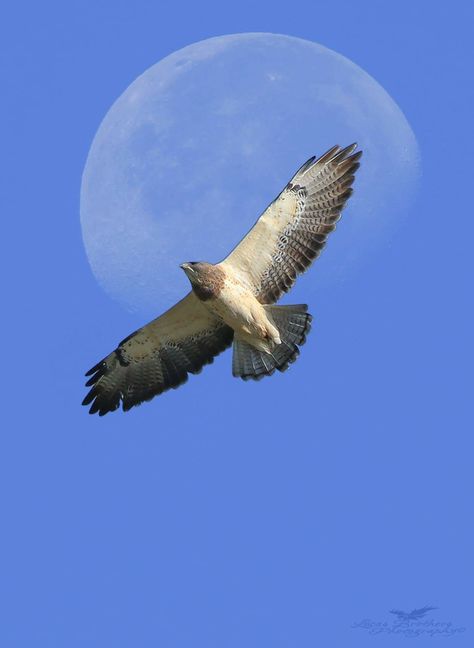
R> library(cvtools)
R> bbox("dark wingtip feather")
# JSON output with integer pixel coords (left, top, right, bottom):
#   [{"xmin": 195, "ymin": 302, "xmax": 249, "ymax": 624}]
[
  {"xmin": 349, "ymin": 150, "xmax": 363, "ymax": 163},
  {"xmin": 332, "ymin": 143, "xmax": 358, "ymax": 163},
  {"xmin": 85, "ymin": 373, "xmax": 100, "ymax": 387},
  {"xmin": 319, "ymin": 144, "xmax": 342, "ymax": 163},
  {"xmin": 88, "ymin": 400, "xmax": 101, "ymax": 415},
  {"xmin": 343, "ymin": 142, "xmax": 358, "ymax": 156},
  {"xmin": 82, "ymin": 389, "xmax": 97, "ymax": 407},
  {"xmin": 85, "ymin": 360, "xmax": 105, "ymax": 377}
]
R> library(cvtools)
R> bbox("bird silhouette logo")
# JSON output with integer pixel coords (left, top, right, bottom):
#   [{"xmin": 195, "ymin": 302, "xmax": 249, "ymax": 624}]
[
  {"xmin": 352, "ymin": 605, "xmax": 465, "ymax": 637},
  {"xmin": 389, "ymin": 606, "xmax": 438, "ymax": 621}
]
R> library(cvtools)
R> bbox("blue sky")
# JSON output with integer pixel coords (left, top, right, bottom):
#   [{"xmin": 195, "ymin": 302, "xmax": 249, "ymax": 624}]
[{"xmin": 2, "ymin": 1, "xmax": 473, "ymax": 646}]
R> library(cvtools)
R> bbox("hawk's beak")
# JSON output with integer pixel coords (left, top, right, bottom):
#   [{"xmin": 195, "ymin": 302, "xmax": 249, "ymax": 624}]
[{"xmin": 180, "ymin": 262, "xmax": 194, "ymax": 275}]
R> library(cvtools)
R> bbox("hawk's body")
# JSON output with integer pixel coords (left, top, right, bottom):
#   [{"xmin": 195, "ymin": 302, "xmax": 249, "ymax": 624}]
[
  {"xmin": 192, "ymin": 264, "xmax": 282, "ymax": 353},
  {"xmin": 83, "ymin": 144, "xmax": 362, "ymax": 415}
]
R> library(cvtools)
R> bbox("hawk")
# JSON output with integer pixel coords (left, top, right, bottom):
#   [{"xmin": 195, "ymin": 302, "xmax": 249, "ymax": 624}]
[
  {"xmin": 83, "ymin": 144, "xmax": 362, "ymax": 415},
  {"xmin": 389, "ymin": 607, "xmax": 438, "ymax": 621}
]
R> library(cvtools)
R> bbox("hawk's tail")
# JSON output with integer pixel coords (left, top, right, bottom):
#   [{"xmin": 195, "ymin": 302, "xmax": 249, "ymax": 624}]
[{"xmin": 232, "ymin": 304, "xmax": 312, "ymax": 381}]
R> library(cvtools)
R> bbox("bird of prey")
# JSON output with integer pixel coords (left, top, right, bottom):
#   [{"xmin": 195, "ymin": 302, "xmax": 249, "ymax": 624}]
[
  {"xmin": 389, "ymin": 607, "xmax": 437, "ymax": 621},
  {"xmin": 83, "ymin": 143, "xmax": 361, "ymax": 415}
]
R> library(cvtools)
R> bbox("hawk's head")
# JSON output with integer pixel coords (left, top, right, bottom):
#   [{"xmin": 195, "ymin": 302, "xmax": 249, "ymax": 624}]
[
  {"xmin": 180, "ymin": 262, "xmax": 225, "ymax": 301},
  {"xmin": 180, "ymin": 261, "xmax": 208, "ymax": 281}
]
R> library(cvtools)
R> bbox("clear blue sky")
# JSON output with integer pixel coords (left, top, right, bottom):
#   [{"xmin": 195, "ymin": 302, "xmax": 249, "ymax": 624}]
[{"xmin": 2, "ymin": 1, "xmax": 472, "ymax": 646}]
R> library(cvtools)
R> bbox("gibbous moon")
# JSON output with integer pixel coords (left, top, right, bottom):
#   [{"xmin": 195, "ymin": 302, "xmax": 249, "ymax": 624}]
[{"xmin": 81, "ymin": 33, "xmax": 420, "ymax": 317}]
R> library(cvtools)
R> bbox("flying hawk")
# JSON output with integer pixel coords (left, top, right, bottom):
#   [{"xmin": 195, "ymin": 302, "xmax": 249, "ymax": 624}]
[
  {"xmin": 83, "ymin": 144, "xmax": 362, "ymax": 415},
  {"xmin": 389, "ymin": 607, "xmax": 437, "ymax": 621}
]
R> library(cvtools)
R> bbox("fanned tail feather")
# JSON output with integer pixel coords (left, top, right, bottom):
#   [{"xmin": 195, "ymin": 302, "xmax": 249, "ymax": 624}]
[{"xmin": 232, "ymin": 304, "xmax": 312, "ymax": 381}]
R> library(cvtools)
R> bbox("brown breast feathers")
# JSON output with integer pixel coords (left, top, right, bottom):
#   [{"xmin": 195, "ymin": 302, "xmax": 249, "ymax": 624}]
[{"xmin": 192, "ymin": 265, "xmax": 225, "ymax": 302}]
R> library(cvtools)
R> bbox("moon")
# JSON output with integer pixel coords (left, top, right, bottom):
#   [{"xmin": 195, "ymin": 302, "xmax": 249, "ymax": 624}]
[{"xmin": 81, "ymin": 33, "xmax": 420, "ymax": 317}]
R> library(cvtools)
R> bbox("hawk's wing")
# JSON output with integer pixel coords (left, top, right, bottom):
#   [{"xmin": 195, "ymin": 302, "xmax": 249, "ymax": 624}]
[
  {"xmin": 220, "ymin": 144, "xmax": 361, "ymax": 303},
  {"xmin": 389, "ymin": 609, "xmax": 407, "ymax": 617},
  {"xmin": 410, "ymin": 606, "xmax": 437, "ymax": 618},
  {"xmin": 82, "ymin": 292, "xmax": 233, "ymax": 415}
]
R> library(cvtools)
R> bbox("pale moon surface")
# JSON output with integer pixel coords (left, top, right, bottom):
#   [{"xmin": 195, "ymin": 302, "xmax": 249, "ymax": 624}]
[{"xmin": 81, "ymin": 33, "xmax": 420, "ymax": 316}]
